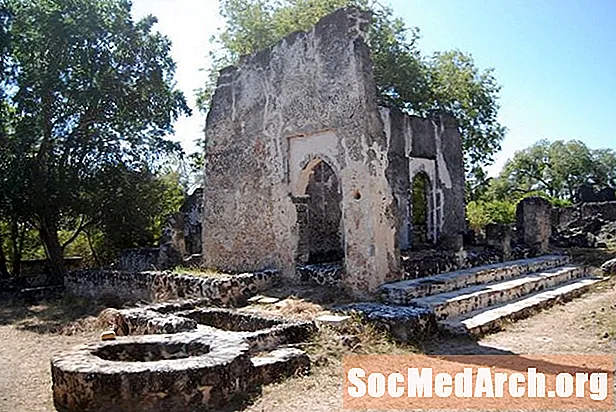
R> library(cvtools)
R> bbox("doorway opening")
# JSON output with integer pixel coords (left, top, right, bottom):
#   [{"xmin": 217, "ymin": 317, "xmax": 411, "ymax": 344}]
[
  {"xmin": 296, "ymin": 159, "xmax": 344, "ymax": 264},
  {"xmin": 410, "ymin": 172, "xmax": 434, "ymax": 248}
]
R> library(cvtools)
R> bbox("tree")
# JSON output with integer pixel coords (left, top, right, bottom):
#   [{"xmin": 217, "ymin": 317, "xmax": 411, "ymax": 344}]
[
  {"xmin": 466, "ymin": 200, "xmax": 516, "ymax": 231},
  {"xmin": 86, "ymin": 165, "xmax": 185, "ymax": 264},
  {"xmin": 491, "ymin": 139, "xmax": 616, "ymax": 202},
  {"xmin": 198, "ymin": 0, "xmax": 505, "ymax": 177},
  {"xmin": 0, "ymin": 0, "xmax": 190, "ymax": 280}
]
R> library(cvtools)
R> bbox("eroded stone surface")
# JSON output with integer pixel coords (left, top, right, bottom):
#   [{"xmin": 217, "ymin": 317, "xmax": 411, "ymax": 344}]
[
  {"xmin": 552, "ymin": 201, "xmax": 616, "ymax": 249},
  {"xmin": 335, "ymin": 302, "xmax": 436, "ymax": 341},
  {"xmin": 315, "ymin": 314, "xmax": 352, "ymax": 328},
  {"xmin": 179, "ymin": 308, "xmax": 315, "ymax": 352},
  {"xmin": 601, "ymin": 258, "xmax": 616, "ymax": 275},
  {"xmin": 56, "ymin": 302, "xmax": 315, "ymax": 411},
  {"xmin": 251, "ymin": 348, "xmax": 310, "ymax": 386},
  {"xmin": 441, "ymin": 277, "xmax": 601, "ymax": 335},
  {"xmin": 516, "ymin": 197, "xmax": 552, "ymax": 254},
  {"xmin": 65, "ymin": 268, "xmax": 279, "ymax": 306},
  {"xmin": 202, "ymin": 7, "xmax": 465, "ymax": 297},
  {"xmin": 380, "ymin": 255, "xmax": 570, "ymax": 304},
  {"xmin": 52, "ymin": 332, "xmax": 253, "ymax": 412}
]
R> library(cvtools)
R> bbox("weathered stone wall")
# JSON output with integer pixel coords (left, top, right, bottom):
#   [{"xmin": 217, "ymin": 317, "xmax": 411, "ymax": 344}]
[
  {"xmin": 485, "ymin": 223, "xmax": 512, "ymax": 259},
  {"xmin": 203, "ymin": 8, "xmax": 400, "ymax": 296},
  {"xmin": 551, "ymin": 201, "xmax": 616, "ymax": 248},
  {"xmin": 516, "ymin": 197, "xmax": 552, "ymax": 253},
  {"xmin": 65, "ymin": 269, "xmax": 279, "ymax": 307},
  {"xmin": 160, "ymin": 188, "xmax": 204, "ymax": 259},
  {"xmin": 118, "ymin": 247, "xmax": 160, "ymax": 272},
  {"xmin": 381, "ymin": 107, "xmax": 465, "ymax": 252}
]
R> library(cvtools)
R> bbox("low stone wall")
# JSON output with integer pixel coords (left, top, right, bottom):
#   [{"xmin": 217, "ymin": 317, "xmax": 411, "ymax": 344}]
[
  {"xmin": 297, "ymin": 263, "xmax": 344, "ymax": 287},
  {"xmin": 53, "ymin": 300, "xmax": 315, "ymax": 411},
  {"xmin": 179, "ymin": 308, "xmax": 315, "ymax": 352},
  {"xmin": 65, "ymin": 269, "xmax": 280, "ymax": 307},
  {"xmin": 297, "ymin": 247, "xmax": 536, "ymax": 287},
  {"xmin": 551, "ymin": 201, "xmax": 616, "ymax": 248},
  {"xmin": 335, "ymin": 303, "xmax": 437, "ymax": 341}
]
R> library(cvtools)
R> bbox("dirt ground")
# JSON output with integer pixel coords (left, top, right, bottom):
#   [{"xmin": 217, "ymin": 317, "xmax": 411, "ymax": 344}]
[
  {"xmin": 0, "ymin": 297, "xmax": 102, "ymax": 412},
  {"xmin": 243, "ymin": 280, "xmax": 616, "ymax": 412},
  {"xmin": 1, "ymin": 277, "xmax": 615, "ymax": 412}
]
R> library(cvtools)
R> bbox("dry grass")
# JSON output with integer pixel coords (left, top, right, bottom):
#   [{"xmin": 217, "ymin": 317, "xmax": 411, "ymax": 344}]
[
  {"xmin": 273, "ymin": 297, "xmax": 324, "ymax": 321},
  {"xmin": 171, "ymin": 266, "xmax": 232, "ymax": 278},
  {"xmin": 242, "ymin": 315, "xmax": 419, "ymax": 412}
]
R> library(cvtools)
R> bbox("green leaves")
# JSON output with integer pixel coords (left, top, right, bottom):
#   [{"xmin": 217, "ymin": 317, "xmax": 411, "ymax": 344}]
[
  {"xmin": 424, "ymin": 51, "xmax": 505, "ymax": 171},
  {"xmin": 488, "ymin": 139, "xmax": 616, "ymax": 202},
  {"xmin": 198, "ymin": 0, "xmax": 506, "ymax": 179},
  {"xmin": 0, "ymin": 0, "xmax": 190, "ymax": 274},
  {"xmin": 467, "ymin": 200, "xmax": 516, "ymax": 231}
]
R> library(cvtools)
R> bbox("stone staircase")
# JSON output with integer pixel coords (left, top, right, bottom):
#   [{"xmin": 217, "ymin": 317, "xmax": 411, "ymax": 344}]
[{"xmin": 378, "ymin": 255, "xmax": 602, "ymax": 335}]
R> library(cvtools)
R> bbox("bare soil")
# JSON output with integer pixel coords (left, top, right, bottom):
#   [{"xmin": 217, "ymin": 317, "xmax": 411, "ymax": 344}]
[
  {"xmin": 0, "ymin": 297, "xmax": 105, "ymax": 412},
  {"xmin": 242, "ymin": 279, "xmax": 616, "ymax": 412},
  {"xmin": 1, "ymin": 273, "xmax": 615, "ymax": 411}
]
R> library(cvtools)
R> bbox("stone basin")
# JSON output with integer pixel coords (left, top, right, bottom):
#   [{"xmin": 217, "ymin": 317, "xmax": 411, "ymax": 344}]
[
  {"xmin": 92, "ymin": 340, "xmax": 210, "ymax": 362},
  {"xmin": 51, "ymin": 331, "xmax": 254, "ymax": 412},
  {"xmin": 179, "ymin": 308, "xmax": 315, "ymax": 351}
]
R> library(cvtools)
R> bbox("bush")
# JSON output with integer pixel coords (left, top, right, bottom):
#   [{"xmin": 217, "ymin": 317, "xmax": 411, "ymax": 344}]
[{"xmin": 467, "ymin": 200, "xmax": 516, "ymax": 231}]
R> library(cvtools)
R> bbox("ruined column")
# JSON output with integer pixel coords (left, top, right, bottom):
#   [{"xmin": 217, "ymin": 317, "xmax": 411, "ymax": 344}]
[{"xmin": 516, "ymin": 197, "xmax": 552, "ymax": 254}]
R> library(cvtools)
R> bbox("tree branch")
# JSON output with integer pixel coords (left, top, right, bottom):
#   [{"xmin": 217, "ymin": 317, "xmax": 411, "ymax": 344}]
[{"xmin": 60, "ymin": 216, "xmax": 93, "ymax": 251}]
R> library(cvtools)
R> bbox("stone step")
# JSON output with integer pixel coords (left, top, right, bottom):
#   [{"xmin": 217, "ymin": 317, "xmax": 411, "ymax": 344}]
[
  {"xmin": 412, "ymin": 265, "xmax": 587, "ymax": 320},
  {"xmin": 440, "ymin": 277, "xmax": 602, "ymax": 335},
  {"xmin": 251, "ymin": 348, "xmax": 310, "ymax": 385},
  {"xmin": 379, "ymin": 255, "xmax": 570, "ymax": 305}
]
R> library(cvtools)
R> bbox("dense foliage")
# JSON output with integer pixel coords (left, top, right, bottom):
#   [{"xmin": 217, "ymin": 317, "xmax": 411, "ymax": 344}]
[
  {"xmin": 489, "ymin": 139, "xmax": 616, "ymax": 202},
  {"xmin": 467, "ymin": 139, "xmax": 616, "ymax": 230},
  {"xmin": 0, "ymin": 0, "xmax": 189, "ymax": 279}
]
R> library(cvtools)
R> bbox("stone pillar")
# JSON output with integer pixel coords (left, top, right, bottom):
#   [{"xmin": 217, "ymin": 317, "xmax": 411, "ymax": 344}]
[
  {"xmin": 292, "ymin": 196, "xmax": 310, "ymax": 264},
  {"xmin": 485, "ymin": 223, "xmax": 512, "ymax": 260},
  {"xmin": 516, "ymin": 197, "xmax": 552, "ymax": 254}
]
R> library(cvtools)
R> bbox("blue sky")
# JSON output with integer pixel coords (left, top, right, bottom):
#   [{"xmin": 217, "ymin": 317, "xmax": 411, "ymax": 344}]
[{"xmin": 132, "ymin": 0, "xmax": 616, "ymax": 176}]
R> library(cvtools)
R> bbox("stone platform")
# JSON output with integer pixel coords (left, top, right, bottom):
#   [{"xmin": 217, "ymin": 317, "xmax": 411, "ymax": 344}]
[{"xmin": 52, "ymin": 301, "xmax": 314, "ymax": 411}]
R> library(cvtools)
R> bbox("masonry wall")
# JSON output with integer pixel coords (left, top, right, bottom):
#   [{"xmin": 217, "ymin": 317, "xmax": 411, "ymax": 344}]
[
  {"xmin": 65, "ymin": 270, "xmax": 279, "ymax": 307},
  {"xmin": 381, "ymin": 107, "xmax": 465, "ymax": 251},
  {"xmin": 203, "ymin": 8, "xmax": 400, "ymax": 296}
]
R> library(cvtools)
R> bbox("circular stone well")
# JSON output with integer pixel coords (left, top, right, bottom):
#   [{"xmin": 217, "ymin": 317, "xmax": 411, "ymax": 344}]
[{"xmin": 52, "ymin": 332, "xmax": 254, "ymax": 412}]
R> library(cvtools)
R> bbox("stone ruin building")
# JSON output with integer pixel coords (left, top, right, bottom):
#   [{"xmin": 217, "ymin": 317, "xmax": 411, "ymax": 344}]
[
  {"xmin": 202, "ymin": 7, "xmax": 465, "ymax": 296},
  {"xmin": 117, "ymin": 187, "xmax": 203, "ymax": 271},
  {"xmin": 38, "ymin": 7, "xmax": 613, "ymax": 411}
]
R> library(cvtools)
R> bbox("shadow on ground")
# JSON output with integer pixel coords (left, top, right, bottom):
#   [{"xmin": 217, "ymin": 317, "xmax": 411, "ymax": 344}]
[{"xmin": 0, "ymin": 294, "xmax": 107, "ymax": 335}]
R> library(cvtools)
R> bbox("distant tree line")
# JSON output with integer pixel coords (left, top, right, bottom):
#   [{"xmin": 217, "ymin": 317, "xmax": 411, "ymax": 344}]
[{"xmin": 467, "ymin": 139, "xmax": 616, "ymax": 230}]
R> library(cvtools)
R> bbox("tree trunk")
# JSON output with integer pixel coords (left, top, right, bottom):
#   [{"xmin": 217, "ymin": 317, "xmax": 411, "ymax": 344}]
[
  {"xmin": 85, "ymin": 229, "xmax": 101, "ymax": 267},
  {"xmin": 39, "ymin": 216, "xmax": 66, "ymax": 284},
  {"xmin": 0, "ymin": 231, "xmax": 10, "ymax": 279},
  {"xmin": 10, "ymin": 220, "xmax": 22, "ymax": 277}
]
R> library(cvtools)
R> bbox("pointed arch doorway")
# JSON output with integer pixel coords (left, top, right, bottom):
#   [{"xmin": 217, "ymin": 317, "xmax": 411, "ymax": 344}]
[{"xmin": 295, "ymin": 158, "xmax": 344, "ymax": 264}]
